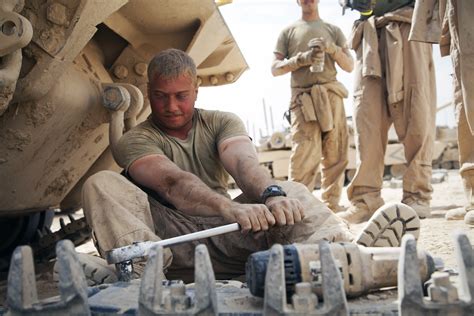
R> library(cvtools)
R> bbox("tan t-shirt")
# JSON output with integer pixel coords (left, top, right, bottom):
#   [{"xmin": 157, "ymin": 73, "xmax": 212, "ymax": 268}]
[
  {"xmin": 115, "ymin": 109, "xmax": 248, "ymax": 197},
  {"xmin": 274, "ymin": 19, "xmax": 347, "ymax": 88}
]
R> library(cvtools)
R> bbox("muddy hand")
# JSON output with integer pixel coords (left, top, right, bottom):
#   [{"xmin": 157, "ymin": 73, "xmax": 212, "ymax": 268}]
[
  {"xmin": 221, "ymin": 202, "xmax": 276, "ymax": 234},
  {"xmin": 265, "ymin": 196, "xmax": 305, "ymax": 226}
]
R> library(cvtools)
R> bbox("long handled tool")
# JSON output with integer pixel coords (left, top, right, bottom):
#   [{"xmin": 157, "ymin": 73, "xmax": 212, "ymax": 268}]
[{"xmin": 106, "ymin": 223, "xmax": 240, "ymax": 281}]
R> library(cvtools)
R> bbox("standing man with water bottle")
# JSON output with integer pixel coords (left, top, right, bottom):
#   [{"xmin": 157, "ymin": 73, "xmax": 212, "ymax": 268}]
[{"xmin": 271, "ymin": 0, "xmax": 354, "ymax": 212}]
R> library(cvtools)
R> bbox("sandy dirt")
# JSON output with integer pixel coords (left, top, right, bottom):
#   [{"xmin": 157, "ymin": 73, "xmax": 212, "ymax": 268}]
[{"xmin": 0, "ymin": 169, "xmax": 472, "ymax": 309}]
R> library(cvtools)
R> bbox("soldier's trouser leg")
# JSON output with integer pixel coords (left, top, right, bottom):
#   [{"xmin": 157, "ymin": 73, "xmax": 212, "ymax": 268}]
[
  {"xmin": 289, "ymin": 105, "xmax": 322, "ymax": 191},
  {"xmin": 347, "ymin": 73, "xmax": 390, "ymax": 212},
  {"xmin": 83, "ymin": 171, "xmax": 353, "ymax": 281},
  {"xmin": 395, "ymin": 24, "xmax": 436, "ymax": 205},
  {"xmin": 82, "ymin": 170, "xmax": 173, "ymax": 267},
  {"xmin": 453, "ymin": 47, "xmax": 474, "ymax": 213},
  {"xmin": 320, "ymin": 92, "xmax": 349, "ymax": 208}
]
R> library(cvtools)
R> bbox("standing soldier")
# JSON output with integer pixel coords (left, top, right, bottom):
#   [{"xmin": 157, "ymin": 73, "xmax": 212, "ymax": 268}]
[
  {"xmin": 410, "ymin": 0, "xmax": 474, "ymax": 225},
  {"xmin": 337, "ymin": 0, "xmax": 437, "ymax": 223},
  {"xmin": 271, "ymin": 0, "xmax": 354, "ymax": 212}
]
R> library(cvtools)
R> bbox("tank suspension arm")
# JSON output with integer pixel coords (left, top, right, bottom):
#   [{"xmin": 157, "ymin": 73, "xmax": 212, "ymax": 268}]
[
  {"xmin": 101, "ymin": 83, "xmax": 144, "ymax": 162},
  {"xmin": 0, "ymin": 0, "xmax": 33, "ymax": 115}
]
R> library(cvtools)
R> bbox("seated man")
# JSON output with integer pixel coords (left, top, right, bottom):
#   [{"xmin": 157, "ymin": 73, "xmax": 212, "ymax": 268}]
[{"xmin": 82, "ymin": 49, "xmax": 419, "ymax": 282}]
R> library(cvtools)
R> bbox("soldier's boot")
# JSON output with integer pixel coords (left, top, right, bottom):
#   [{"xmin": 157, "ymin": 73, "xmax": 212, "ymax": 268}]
[
  {"xmin": 337, "ymin": 203, "xmax": 373, "ymax": 224},
  {"xmin": 54, "ymin": 253, "xmax": 166, "ymax": 286},
  {"xmin": 405, "ymin": 200, "xmax": 431, "ymax": 219},
  {"xmin": 355, "ymin": 202, "xmax": 420, "ymax": 247},
  {"xmin": 445, "ymin": 165, "xmax": 474, "ymax": 224},
  {"xmin": 325, "ymin": 199, "xmax": 347, "ymax": 213},
  {"xmin": 462, "ymin": 166, "xmax": 474, "ymax": 225}
]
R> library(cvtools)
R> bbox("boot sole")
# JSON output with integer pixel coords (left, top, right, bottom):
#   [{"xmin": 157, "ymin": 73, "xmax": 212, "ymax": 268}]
[
  {"xmin": 54, "ymin": 253, "xmax": 118, "ymax": 286},
  {"xmin": 355, "ymin": 203, "xmax": 420, "ymax": 247}
]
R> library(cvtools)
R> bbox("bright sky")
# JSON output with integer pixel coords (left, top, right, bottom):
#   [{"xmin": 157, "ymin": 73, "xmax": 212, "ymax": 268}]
[{"xmin": 196, "ymin": 0, "xmax": 455, "ymax": 142}]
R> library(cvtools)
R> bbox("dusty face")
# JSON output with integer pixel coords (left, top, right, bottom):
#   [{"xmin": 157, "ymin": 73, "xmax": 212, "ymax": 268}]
[
  {"xmin": 148, "ymin": 74, "xmax": 198, "ymax": 138},
  {"xmin": 297, "ymin": 0, "xmax": 319, "ymax": 13}
]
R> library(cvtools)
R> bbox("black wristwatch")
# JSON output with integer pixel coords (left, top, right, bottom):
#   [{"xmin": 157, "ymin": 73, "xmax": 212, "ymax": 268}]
[{"xmin": 261, "ymin": 185, "xmax": 287, "ymax": 204}]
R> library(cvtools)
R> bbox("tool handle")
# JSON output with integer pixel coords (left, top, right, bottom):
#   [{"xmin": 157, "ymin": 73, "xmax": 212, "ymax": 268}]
[{"xmin": 106, "ymin": 223, "xmax": 240, "ymax": 264}]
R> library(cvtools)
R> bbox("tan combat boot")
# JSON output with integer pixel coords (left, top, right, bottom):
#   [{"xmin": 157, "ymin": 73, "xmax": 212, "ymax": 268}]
[
  {"xmin": 405, "ymin": 200, "xmax": 431, "ymax": 219},
  {"xmin": 325, "ymin": 202, "xmax": 347, "ymax": 213},
  {"xmin": 355, "ymin": 202, "xmax": 420, "ymax": 247},
  {"xmin": 461, "ymin": 166, "xmax": 474, "ymax": 225},
  {"xmin": 445, "ymin": 165, "xmax": 474, "ymax": 224},
  {"xmin": 337, "ymin": 202, "xmax": 373, "ymax": 224}
]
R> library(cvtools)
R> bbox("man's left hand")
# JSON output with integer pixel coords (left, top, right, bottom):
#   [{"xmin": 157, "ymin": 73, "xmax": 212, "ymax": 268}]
[
  {"xmin": 308, "ymin": 38, "xmax": 339, "ymax": 56},
  {"xmin": 325, "ymin": 42, "xmax": 339, "ymax": 55},
  {"xmin": 265, "ymin": 196, "xmax": 305, "ymax": 226}
]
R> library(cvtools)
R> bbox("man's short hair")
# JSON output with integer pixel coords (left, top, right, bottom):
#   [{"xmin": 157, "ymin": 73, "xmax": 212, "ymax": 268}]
[{"xmin": 147, "ymin": 49, "xmax": 198, "ymax": 86}]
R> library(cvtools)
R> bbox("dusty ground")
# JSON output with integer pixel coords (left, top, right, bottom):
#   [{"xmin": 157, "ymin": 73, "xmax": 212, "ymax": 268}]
[{"xmin": 0, "ymin": 169, "xmax": 472, "ymax": 308}]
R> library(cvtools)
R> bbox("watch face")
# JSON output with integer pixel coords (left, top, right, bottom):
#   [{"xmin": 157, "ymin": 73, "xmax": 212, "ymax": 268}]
[{"xmin": 261, "ymin": 185, "xmax": 286, "ymax": 203}]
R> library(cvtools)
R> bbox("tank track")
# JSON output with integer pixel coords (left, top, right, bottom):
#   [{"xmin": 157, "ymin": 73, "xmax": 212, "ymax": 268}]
[
  {"xmin": 30, "ymin": 215, "xmax": 92, "ymax": 263},
  {"xmin": 3, "ymin": 232, "xmax": 474, "ymax": 315}
]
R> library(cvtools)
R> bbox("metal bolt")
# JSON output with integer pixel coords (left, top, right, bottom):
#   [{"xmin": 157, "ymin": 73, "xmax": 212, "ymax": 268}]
[
  {"xmin": 292, "ymin": 282, "xmax": 318, "ymax": 311},
  {"xmin": 134, "ymin": 62, "xmax": 147, "ymax": 76},
  {"xmin": 113, "ymin": 65, "xmax": 129, "ymax": 79},
  {"xmin": 428, "ymin": 272, "xmax": 459, "ymax": 303},
  {"xmin": 225, "ymin": 72, "xmax": 234, "ymax": 82},
  {"xmin": 164, "ymin": 283, "xmax": 191, "ymax": 311},
  {"xmin": 1, "ymin": 21, "xmax": 16, "ymax": 36},
  {"xmin": 170, "ymin": 283, "xmax": 186, "ymax": 296},
  {"xmin": 102, "ymin": 85, "xmax": 129, "ymax": 111},
  {"xmin": 432, "ymin": 272, "xmax": 450, "ymax": 287},
  {"xmin": 295, "ymin": 282, "xmax": 312, "ymax": 295},
  {"xmin": 210, "ymin": 75, "xmax": 218, "ymax": 85}
]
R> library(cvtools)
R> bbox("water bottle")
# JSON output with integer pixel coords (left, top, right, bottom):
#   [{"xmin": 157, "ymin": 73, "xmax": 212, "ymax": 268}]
[{"xmin": 310, "ymin": 51, "xmax": 325, "ymax": 73}]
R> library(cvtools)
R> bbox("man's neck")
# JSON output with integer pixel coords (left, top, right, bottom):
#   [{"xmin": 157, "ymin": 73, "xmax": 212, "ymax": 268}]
[{"xmin": 302, "ymin": 10, "xmax": 320, "ymax": 22}]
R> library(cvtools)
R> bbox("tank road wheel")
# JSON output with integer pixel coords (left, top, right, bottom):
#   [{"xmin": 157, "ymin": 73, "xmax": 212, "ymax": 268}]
[{"xmin": 0, "ymin": 210, "xmax": 55, "ymax": 272}]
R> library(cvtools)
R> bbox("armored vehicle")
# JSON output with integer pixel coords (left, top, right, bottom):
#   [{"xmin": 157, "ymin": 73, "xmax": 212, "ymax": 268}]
[{"xmin": 0, "ymin": 0, "xmax": 248, "ymax": 268}]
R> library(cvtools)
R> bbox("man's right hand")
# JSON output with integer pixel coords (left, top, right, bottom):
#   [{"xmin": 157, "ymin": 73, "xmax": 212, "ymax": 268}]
[
  {"xmin": 308, "ymin": 37, "xmax": 325, "ymax": 51},
  {"xmin": 297, "ymin": 39, "xmax": 325, "ymax": 67},
  {"xmin": 297, "ymin": 49, "xmax": 320, "ymax": 66},
  {"xmin": 221, "ymin": 203, "xmax": 276, "ymax": 234}
]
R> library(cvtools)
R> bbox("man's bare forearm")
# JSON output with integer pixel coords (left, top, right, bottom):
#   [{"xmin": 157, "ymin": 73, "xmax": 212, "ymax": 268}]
[
  {"xmin": 219, "ymin": 137, "xmax": 275, "ymax": 202},
  {"xmin": 271, "ymin": 57, "xmax": 300, "ymax": 76},
  {"xmin": 162, "ymin": 171, "xmax": 237, "ymax": 215},
  {"xmin": 332, "ymin": 47, "xmax": 354, "ymax": 73},
  {"xmin": 129, "ymin": 155, "xmax": 235, "ymax": 217},
  {"xmin": 233, "ymin": 153, "xmax": 275, "ymax": 202}
]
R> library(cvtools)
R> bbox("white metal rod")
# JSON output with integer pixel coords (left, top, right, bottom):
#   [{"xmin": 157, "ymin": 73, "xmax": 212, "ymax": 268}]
[{"xmin": 106, "ymin": 223, "xmax": 240, "ymax": 264}]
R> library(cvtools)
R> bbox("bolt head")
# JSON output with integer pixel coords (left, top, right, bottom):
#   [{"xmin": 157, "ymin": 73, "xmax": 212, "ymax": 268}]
[
  {"xmin": 210, "ymin": 76, "xmax": 218, "ymax": 85},
  {"xmin": 225, "ymin": 72, "xmax": 234, "ymax": 82},
  {"xmin": 134, "ymin": 63, "xmax": 147, "ymax": 76},
  {"xmin": 113, "ymin": 65, "xmax": 129, "ymax": 79},
  {"xmin": 103, "ymin": 85, "xmax": 128, "ymax": 110},
  {"xmin": 170, "ymin": 283, "xmax": 186, "ymax": 296},
  {"xmin": 295, "ymin": 282, "xmax": 312, "ymax": 295},
  {"xmin": 432, "ymin": 271, "xmax": 450, "ymax": 287}
]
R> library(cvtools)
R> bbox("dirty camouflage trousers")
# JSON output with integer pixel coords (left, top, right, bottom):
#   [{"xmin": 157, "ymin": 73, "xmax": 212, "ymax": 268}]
[{"xmin": 82, "ymin": 170, "xmax": 353, "ymax": 282}]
